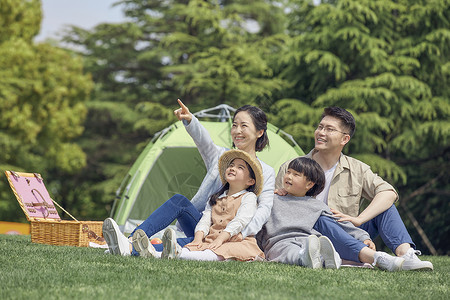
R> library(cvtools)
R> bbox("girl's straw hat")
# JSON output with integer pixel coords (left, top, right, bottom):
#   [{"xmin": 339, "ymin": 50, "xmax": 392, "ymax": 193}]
[{"xmin": 218, "ymin": 149, "xmax": 263, "ymax": 196}]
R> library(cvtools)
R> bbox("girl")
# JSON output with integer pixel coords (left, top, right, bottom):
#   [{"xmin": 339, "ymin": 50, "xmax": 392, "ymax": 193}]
[
  {"xmin": 159, "ymin": 149, "xmax": 264, "ymax": 261},
  {"xmin": 103, "ymin": 99, "xmax": 275, "ymax": 256}
]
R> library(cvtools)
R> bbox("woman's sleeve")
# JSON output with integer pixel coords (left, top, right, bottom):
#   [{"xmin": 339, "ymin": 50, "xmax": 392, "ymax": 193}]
[
  {"xmin": 184, "ymin": 115, "xmax": 224, "ymax": 170},
  {"xmin": 194, "ymin": 202, "xmax": 212, "ymax": 236},
  {"xmin": 241, "ymin": 166, "xmax": 275, "ymax": 238},
  {"xmin": 224, "ymin": 193, "xmax": 258, "ymax": 237}
]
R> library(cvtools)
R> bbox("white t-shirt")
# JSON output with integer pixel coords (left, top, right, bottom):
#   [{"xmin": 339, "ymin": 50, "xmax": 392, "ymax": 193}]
[{"xmin": 315, "ymin": 162, "xmax": 338, "ymax": 205}]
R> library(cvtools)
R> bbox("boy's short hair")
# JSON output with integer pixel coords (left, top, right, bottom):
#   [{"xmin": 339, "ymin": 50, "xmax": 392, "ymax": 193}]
[
  {"xmin": 321, "ymin": 106, "xmax": 356, "ymax": 138},
  {"xmin": 288, "ymin": 157, "xmax": 325, "ymax": 197}
]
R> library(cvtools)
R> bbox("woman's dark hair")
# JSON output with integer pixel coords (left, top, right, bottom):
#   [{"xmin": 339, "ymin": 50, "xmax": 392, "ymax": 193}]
[
  {"xmin": 209, "ymin": 159, "xmax": 256, "ymax": 206},
  {"xmin": 232, "ymin": 105, "xmax": 269, "ymax": 152},
  {"xmin": 321, "ymin": 106, "xmax": 356, "ymax": 138},
  {"xmin": 288, "ymin": 157, "xmax": 325, "ymax": 197}
]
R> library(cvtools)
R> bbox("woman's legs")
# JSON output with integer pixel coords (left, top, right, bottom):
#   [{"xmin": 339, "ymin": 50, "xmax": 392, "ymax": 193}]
[{"xmin": 129, "ymin": 194, "xmax": 202, "ymax": 239}]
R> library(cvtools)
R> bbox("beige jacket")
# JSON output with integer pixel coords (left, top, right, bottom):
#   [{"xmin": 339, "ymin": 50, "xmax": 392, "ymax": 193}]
[{"xmin": 275, "ymin": 150, "xmax": 398, "ymax": 217}]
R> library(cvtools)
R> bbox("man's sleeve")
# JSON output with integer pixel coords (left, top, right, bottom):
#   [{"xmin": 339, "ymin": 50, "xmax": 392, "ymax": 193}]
[{"xmin": 361, "ymin": 167, "xmax": 399, "ymax": 203}]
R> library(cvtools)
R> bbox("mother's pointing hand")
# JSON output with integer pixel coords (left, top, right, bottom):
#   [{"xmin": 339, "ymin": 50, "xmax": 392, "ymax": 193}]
[{"xmin": 174, "ymin": 99, "xmax": 192, "ymax": 123}]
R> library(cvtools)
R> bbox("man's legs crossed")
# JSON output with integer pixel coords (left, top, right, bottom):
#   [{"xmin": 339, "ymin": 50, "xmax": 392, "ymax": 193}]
[
  {"xmin": 313, "ymin": 216, "xmax": 367, "ymax": 262},
  {"xmin": 359, "ymin": 204, "xmax": 415, "ymax": 255}
]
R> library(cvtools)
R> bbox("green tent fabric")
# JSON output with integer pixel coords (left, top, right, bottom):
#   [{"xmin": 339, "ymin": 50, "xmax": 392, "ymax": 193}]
[{"xmin": 111, "ymin": 105, "xmax": 304, "ymax": 232}]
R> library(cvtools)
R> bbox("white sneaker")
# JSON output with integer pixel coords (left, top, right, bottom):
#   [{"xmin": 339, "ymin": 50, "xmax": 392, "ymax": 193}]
[
  {"xmin": 401, "ymin": 248, "xmax": 433, "ymax": 271},
  {"xmin": 132, "ymin": 229, "xmax": 157, "ymax": 258},
  {"xmin": 299, "ymin": 235, "xmax": 322, "ymax": 269},
  {"xmin": 102, "ymin": 218, "xmax": 130, "ymax": 256},
  {"xmin": 373, "ymin": 251, "xmax": 404, "ymax": 271},
  {"xmin": 319, "ymin": 236, "xmax": 341, "ymax": 269},
  {"xmin": 161, "ymin": 228, "xmax": 181, "ymax": 259}
]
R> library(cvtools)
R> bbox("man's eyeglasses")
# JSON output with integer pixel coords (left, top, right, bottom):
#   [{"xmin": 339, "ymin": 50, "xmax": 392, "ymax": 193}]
[{"xmin": 315, "ymin": 124, "xmax": 348, "ymax": 135}]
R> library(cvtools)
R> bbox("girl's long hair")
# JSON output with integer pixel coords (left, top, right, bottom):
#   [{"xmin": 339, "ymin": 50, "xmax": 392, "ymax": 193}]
[{"xmin": 209, "ymin": 159, "xmax": 257, "ymax": 206}]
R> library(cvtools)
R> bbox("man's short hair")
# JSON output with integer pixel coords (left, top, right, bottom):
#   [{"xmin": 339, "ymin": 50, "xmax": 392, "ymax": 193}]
[{"xmin": 321, "ymin": 107, "xmax": 356, "ymax": 137}]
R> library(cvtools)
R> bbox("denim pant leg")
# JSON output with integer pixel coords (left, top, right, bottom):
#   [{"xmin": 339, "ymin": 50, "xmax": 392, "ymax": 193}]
[
  {"xmin": 129, "ymin": 194, "xmax": 202, "ymax": 255},
  {"xmin": 314, "ymin": 216, "xmax": 367, "ymax": 262},
  {"xmin": 359, "ymin": 204, "xmax": 415, "ymax": 253}
]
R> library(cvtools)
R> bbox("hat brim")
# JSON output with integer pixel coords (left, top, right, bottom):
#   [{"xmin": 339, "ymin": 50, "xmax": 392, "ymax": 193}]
[{"xmin": 218, "ymin": 149, "xmax": 263, "ymax": 196}]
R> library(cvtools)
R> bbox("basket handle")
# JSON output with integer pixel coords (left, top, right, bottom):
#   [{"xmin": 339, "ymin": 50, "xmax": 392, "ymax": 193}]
[{"xmin": 50, "ymin": 197, "xmax": 79, "ymax": 222}]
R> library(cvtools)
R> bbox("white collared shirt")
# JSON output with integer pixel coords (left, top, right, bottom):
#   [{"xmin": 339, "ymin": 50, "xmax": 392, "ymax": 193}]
[{"xmin": 195, "ymin": 189, "xmax": 258, "ymax": 237}]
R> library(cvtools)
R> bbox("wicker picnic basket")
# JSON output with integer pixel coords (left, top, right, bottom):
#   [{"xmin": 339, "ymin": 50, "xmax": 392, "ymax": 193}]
[{"xmin": 5, "ymin": 171, "xmax": 105, "ymax": 247}]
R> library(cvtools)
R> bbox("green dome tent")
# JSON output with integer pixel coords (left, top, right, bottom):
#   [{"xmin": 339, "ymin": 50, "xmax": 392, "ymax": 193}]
[{"xmin": 111, "ymin": 104, "xmax": 304, "ymax": 233}]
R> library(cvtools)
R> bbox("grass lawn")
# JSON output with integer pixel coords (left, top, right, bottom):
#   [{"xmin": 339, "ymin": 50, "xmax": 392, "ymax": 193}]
[{"xmin": 1, "ymin": 234, "xmax": 449, "ymax": 300}]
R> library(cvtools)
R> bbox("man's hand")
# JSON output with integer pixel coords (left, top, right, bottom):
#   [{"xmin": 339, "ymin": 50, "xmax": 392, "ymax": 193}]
[
  {"xmin": 173, "ymin": 99, "xmax": 192, "ymax": 123},
  {"xmin": 330, "ymin": 208, "xmax": 363, "ymax": 227},
  {"xmin": 274, "ymin": 188, "xmax": 288, "ymax": 196},
  {"xmin": 364, "ymin": 239, "xmax": 376, "ymax": 251}
]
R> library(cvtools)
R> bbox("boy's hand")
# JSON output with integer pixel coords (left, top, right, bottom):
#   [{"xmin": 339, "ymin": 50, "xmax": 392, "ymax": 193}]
[
  {"xmin": 364, "ymin": 239, "xmax": 376, "ymax": 250},
  {"xmin": 174, "ymin": 99, "xmax": 192, "ymax": 123},
  {"xmin": 274, "ymin": 188, "xmax": 288, "ymax": 196}
]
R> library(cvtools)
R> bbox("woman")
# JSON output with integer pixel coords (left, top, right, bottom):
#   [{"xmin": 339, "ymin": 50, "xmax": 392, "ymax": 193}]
[{"xmin": 103, "ymin": 99, "xmax": 275, "ymax": 256}]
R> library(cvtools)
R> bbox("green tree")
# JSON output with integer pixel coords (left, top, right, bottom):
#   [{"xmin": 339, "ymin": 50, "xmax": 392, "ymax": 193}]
[
  {"xmin": 271, "ymin": 0, "xmax": 449, "ymax": 254},
  {"xmin": 58, "ymin": 0, "xmax": 290, "ymax": 218},
  {"xmin": 0, "ymin": 0, "xmax": 93, "ymax": 221}
]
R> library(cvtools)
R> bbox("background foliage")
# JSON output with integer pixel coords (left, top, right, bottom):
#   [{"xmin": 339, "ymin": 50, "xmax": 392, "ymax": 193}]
[{"xmin": 0, "ymin": 0, "xmax": 448, "ymax": 254}]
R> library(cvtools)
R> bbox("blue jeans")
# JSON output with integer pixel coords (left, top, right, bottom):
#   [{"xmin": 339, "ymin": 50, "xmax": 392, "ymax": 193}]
[
  {"xmin": 314, "ymin": 205, "xmax": 415, "ymax": 262},
  {"xmin": 129, "ymin": 194, "xmax": 201, "ymax": 255},
  {"xmin": 314, "ymin": 216, "xmax": 367, "ymax": 262}
]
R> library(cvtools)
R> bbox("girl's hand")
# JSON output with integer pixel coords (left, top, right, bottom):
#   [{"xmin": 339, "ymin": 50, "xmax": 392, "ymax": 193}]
[
  {"xmin": 229, "ymin": 233, "xmax": 243, "ymax": 242},
  {"xmin": 187, "ymin": 232, "xmax": 205, "ymax": 249},
  {"xmin": 207, "ymin": 239, "xmax": 224, "ymax": 250},
  {"xmin": 208, "ymin": 232, "xmax": 230, "ymax": 250},
  {"xmin": 186, "ymin": 239, "xmax": 204, "ymax": 249},
  {"xmin": 174, "ymin": 99, "xmax": 192, "ymax": 123}
]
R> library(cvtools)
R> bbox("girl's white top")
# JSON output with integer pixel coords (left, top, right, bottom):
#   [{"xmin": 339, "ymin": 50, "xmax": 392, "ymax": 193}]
[{"xmin": 195, "ymin": 190, "xmax": 257, "ymax": 237}]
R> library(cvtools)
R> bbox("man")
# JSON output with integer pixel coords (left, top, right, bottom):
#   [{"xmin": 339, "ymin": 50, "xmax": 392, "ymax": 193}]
[{"xmin": 275, "ymin": 107, "xmax": 433, "ymax": 271}]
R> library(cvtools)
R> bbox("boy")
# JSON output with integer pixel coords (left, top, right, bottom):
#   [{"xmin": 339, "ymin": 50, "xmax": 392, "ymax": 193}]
[{"xmin": 261, "ymin": 157, "xmax": 405, "ymax": 271}]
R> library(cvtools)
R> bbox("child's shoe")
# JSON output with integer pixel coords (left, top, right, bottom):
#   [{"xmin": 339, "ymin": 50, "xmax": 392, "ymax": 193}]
[
  {"xmin": 299, "ymin": 235, "xmax": 321, "ymax": 269},
  {"xmin": 401, "ymin": 248, "xmax": 433, "ymax": 271},
  {"xmin": 373, "ymin": 252, "xmax": 404, "ymax": 271},
  {"xmin": 319, "ymin": 236, "xmax": 341, "ymax": 269},
  {"xmin": 132, "ymin": 229, "xmax": 157, "ymax": 258},
  {"xmin": 102, "ymin": 218, "xmax": 131, "ymax": 256},
  {"xmin": 161, "ymin": 228, "xmax": 182, "ymax": 259}
]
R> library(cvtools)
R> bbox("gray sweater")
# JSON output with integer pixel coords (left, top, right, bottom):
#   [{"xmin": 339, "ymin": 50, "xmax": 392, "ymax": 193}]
[{"xmin": 260, "ymin": 194, "xmax": 370, "ymax": 254}]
